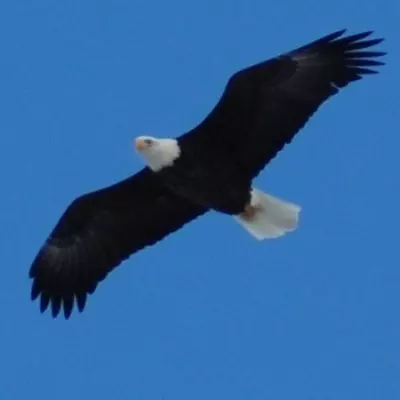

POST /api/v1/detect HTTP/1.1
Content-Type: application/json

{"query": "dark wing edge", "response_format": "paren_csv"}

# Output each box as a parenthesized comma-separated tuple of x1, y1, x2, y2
(179, 29, 385, 179)
(286, 29, 386, 83)
(29, 168, 207, 319)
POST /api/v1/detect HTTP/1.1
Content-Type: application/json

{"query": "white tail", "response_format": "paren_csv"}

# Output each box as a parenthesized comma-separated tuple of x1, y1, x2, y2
(233, 188, 301, 240)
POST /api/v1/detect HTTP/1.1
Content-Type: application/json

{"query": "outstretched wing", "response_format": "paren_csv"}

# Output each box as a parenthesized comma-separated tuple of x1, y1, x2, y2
(179, 30, 385, 179)
(29, 168, 207, 318)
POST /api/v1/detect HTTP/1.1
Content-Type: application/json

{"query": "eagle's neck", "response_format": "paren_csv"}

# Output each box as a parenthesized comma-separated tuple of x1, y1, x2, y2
(142, 138, 181, 172)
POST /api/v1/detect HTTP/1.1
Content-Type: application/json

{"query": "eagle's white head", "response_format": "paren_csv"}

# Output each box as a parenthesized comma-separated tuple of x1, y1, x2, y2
(134, 135, 181, 172)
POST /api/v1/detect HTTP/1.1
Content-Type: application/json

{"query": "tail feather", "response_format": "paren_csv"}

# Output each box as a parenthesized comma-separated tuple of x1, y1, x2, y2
(233, 188, 301, 240)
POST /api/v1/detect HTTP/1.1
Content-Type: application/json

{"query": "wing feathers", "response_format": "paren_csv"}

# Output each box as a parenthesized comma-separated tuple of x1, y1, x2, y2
(29, 169, 206, 318)
(182, 29, 385, 180)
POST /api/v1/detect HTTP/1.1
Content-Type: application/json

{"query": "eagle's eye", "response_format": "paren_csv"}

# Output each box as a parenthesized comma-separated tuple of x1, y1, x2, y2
(144, 138, 153, 146)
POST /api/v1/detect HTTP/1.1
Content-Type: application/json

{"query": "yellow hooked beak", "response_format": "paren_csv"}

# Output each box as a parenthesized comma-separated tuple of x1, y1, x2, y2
(134, 138, 147, 152)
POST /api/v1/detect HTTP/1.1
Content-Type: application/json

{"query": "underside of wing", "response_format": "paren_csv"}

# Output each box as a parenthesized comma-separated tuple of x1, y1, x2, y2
(180, 30, 385, 179)
(29, 168, 207, 318)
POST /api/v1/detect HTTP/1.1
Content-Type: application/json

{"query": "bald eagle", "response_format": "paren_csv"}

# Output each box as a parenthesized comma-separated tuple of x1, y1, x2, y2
(30, 29, 385, 318)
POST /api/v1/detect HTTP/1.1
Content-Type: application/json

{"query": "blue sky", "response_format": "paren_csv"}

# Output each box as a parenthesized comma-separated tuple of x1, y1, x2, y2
(0, 0, 399, 399)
